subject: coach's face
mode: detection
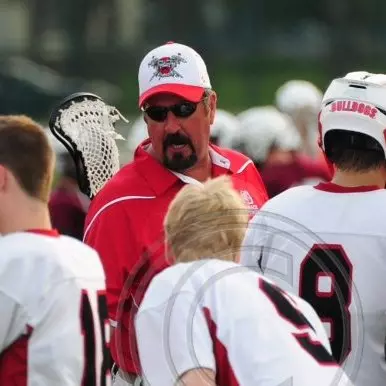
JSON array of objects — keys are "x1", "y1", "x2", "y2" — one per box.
[{"x1": 143, "y1": 92, "x2": 217, "y2": 172}]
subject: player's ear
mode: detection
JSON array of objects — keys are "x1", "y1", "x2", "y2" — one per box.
[{"x1": 0, "y1": 166, "x2": 16, "y2": 195}]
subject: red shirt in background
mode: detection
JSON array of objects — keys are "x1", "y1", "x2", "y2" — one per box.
[
  {"x1": 49, "y1": 182, "x2": 90, "y2": 241},
  {"x1": 261, "y1": 153, "x2": 332, "y2": 198}
]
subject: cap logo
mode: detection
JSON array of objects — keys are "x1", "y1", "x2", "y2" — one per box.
[
  {"x1": 240, "y1": 190, "x2": 254, "y2": 206},
  {"x1": 148, "y1": 53, "x2": 187, "y2": 81}
]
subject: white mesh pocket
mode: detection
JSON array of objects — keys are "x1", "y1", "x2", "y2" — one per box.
[{"x1": 55, "y1": 98, "x2": 125, "y2": 197}]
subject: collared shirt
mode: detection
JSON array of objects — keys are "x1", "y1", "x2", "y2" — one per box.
[{"x1": 83, "y1": 139, "x2": 268, "y2": 374}]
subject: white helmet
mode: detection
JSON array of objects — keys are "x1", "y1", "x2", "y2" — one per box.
[
  {"x1": 236, "y1": 106, "x2": 301, "y2": 163},
  {"x1": 126, "y1": 115, "x2": 148, "y2": 156},
  {"x1": 319, "y1": 71, "x2": 386, "y2": 156},
  {"x1": 275, "y1": 80, "x2": 323, "y2": 116},
  {"x1": 211, "y1": 109, "x2": 240, "y2": 148}
]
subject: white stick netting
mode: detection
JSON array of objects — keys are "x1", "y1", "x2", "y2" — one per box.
[{"x1": 53, "y1": 98, "x2": 126, "y2": 197}]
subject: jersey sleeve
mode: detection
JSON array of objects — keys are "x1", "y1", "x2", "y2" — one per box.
[
  {"x1": 83, "y1": 203, "x2": 140, "y2": 326},
  {"x1": 135, "y1": 291, "x2": 215, "y2": 386},
  {"x1": 0, "y1": 246, "x2": 34, "y2": 352},
  {"x1": 0, "y1": 293, "x2": 26, "y2": 352}
]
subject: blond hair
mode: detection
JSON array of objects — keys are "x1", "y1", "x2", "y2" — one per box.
[{"x1": 164, "y1": 176, "x2": 249, "y2": 263}]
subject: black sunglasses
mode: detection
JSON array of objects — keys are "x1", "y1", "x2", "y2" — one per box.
[{"x1": 143, "y1": 100, "x2": 204, "y2": 122}]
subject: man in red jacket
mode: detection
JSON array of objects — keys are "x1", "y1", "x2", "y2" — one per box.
[{"x1": 84, "y1": 41, "x2": 268, "y2": 385}]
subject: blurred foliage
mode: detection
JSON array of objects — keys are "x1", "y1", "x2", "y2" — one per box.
[{"x1": 2, "y1": 0, "x2": 386, "y2": 120}]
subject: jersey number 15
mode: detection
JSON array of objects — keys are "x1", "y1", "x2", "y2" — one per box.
[{"x1": 80, "y1": 290, "x2": 110, "y2": 386}]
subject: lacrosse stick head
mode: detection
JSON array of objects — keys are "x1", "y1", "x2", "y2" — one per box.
[{"x1": 49, "y1": 92, "x2": 126, "y2": 199}]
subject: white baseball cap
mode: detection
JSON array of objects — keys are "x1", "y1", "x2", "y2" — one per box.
[
  {"x1": 138, "y1": 41, "x2": 211, "y2": 107},
  {"x1": 320, "y1": 71, "x2": 386, "y2": 156}
]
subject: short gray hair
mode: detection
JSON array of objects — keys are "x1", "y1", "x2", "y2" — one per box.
[{"x1": 203, "y1": 88, "x2": 215, "y2": 112}]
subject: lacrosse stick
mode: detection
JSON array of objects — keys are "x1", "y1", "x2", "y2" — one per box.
[{"x1": 49, "y1": 92, "x2": 128, "y2": 199}]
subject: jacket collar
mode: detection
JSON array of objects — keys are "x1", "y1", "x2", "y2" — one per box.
[{"x1": 134, "y1": 139, "x2": 235, "y2": 195}]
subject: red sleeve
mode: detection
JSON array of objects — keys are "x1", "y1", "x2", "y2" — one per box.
[
  {"x1": 84, "y1": 203, "x2": 140, "y2": 324},
  {"x1": 84, "y1": 201, "x2": 168, "y2": 373},
  {"x1": 297, "y1": 154, "x2": 332, "y2": 181}
]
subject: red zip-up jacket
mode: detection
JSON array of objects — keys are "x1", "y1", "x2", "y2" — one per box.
[{"x1": 83, "y1": 139, "x2": 268, "y2": 374}]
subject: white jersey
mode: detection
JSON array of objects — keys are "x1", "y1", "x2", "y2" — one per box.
[
  {"x1": 242, "y1": 182, "x2": 386, "y2": 385},
  {"x1": 0, "y1": 230, "x2": 109, "y2": 386},
  {"x1": 135, "y1": 259, "x2": 351, "y2": 386}
]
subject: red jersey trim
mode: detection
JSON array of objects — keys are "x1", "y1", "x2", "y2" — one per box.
[
  {"x1": 236, "y1": 159, "x2": 253, "y2": 174},
  {"x1": 314, "y1": 182, "x2": 381, "y2": 193},
  {"x1": 83, "y1": 195, "x2": 156, "y2": 240},
  {"x1": 26, "y1": 229, "x2": 60, "y2": 237},
  {"x1": 0, "y1": 325, "x2": 33, "y2": 385},
  {"x1": 202, "y1": 307, "x2": 239, "y2": 386}
]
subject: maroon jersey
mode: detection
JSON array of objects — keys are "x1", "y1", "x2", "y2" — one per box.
[
  {"x1": 261, "y1": 154, "x2": 331, "y2": 198},
  {"x1": 49, "y1": 184, "x2": 90, "y2": 240}
]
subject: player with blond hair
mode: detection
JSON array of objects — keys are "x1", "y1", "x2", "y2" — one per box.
[
  {"x1": 164, "y1": 176, "x2": 248, "y2": 264},
  {"x1": 135, "y1": 176, "x2": 351, "y2": 386},
  {"x1": 0, "y1": 115, "x2": 109, "y2": 385}
]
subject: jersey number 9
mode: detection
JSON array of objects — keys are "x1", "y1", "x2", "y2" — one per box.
[{"x1": 300, "y1": 244, "x2": 353, "y2": 363}]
